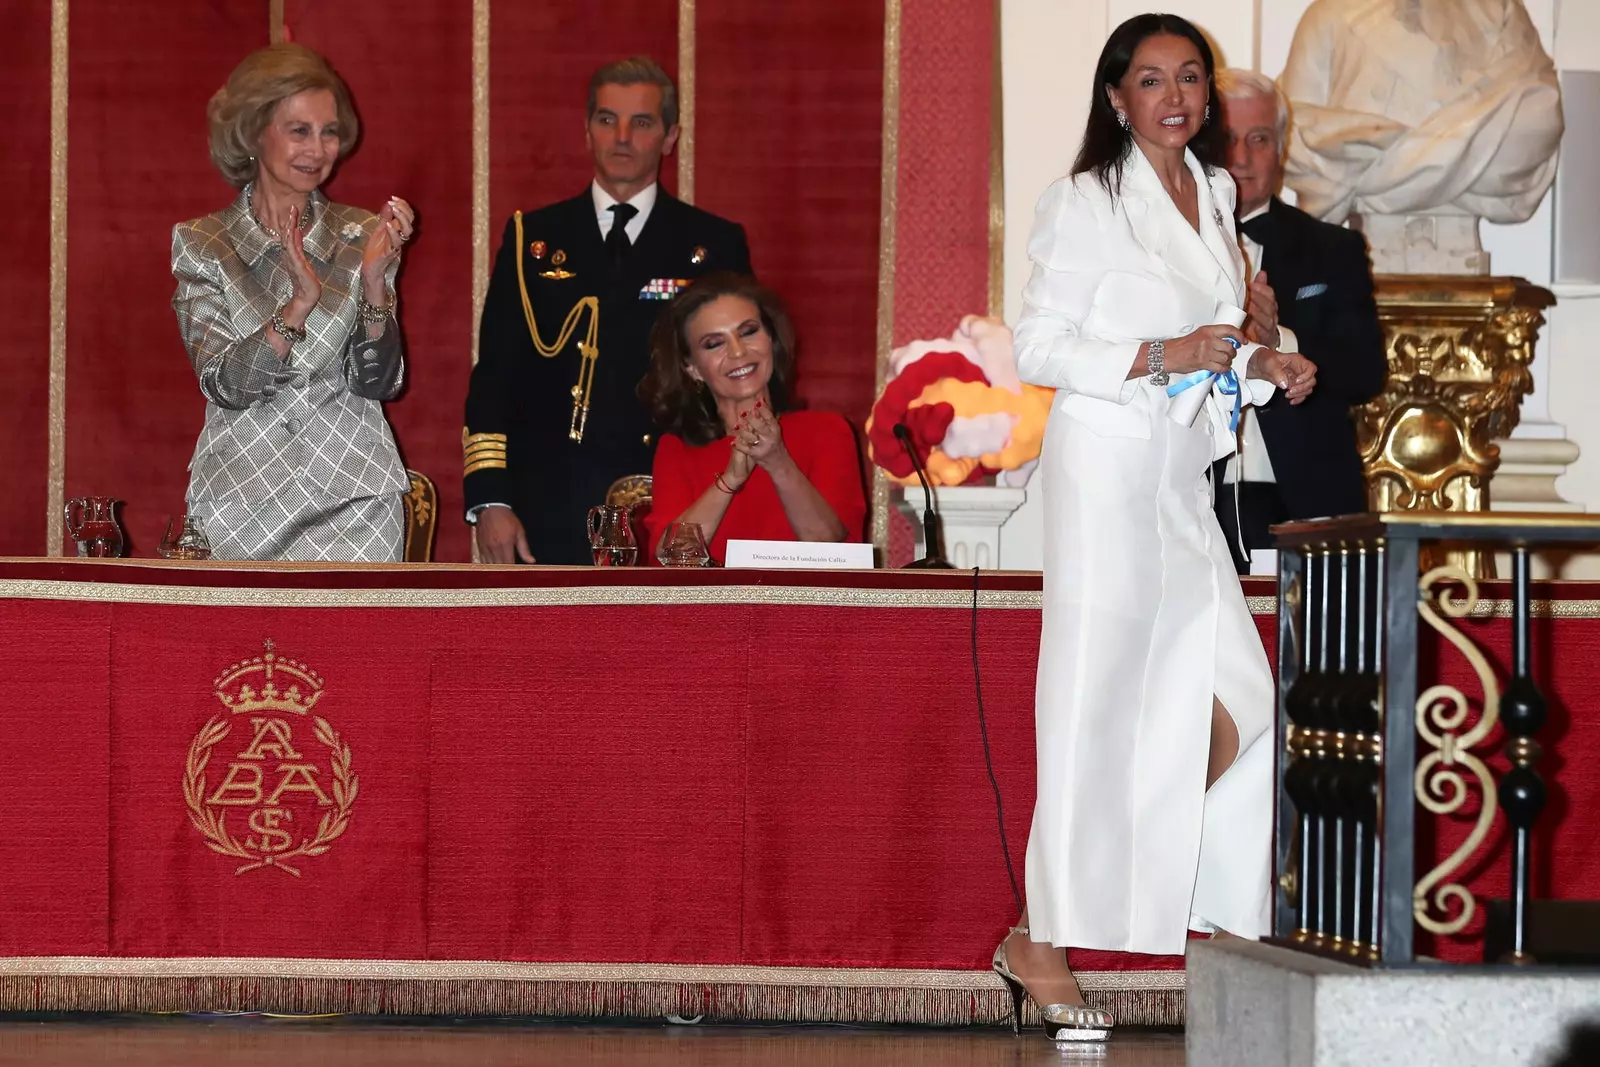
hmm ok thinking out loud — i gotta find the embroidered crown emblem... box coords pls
[183,639,359,877]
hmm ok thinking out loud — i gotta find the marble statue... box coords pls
[1281,0,1563,273]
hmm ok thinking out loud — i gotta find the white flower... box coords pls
[340,222,365,241]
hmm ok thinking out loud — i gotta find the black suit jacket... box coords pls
[1241,197,1386,520]
[465,189,750,563]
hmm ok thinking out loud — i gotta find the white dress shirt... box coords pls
[1223,202,1299,486]
[592,180,657,243]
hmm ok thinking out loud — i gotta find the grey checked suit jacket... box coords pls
[172,187,407,507]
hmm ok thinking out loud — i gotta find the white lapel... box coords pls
[1121,147,1246,313]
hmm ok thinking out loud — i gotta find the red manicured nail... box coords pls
[755,400,763,409]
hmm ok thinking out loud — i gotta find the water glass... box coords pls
[159,514,213,560]
[657,521,711,567]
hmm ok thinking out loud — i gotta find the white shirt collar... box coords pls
[591,180,659,239]
[1239,199,1271,224]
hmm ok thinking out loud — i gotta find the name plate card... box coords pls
[724,539,876,571]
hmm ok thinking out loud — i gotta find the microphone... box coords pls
[894,422,953,569]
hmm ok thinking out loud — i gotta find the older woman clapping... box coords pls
[171,43,416,561]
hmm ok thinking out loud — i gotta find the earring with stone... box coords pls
[1116,110,1130,131]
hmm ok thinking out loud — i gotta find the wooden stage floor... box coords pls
[0,1017,1186,1066]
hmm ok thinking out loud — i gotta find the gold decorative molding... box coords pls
[1359,276,1553,516]
[1358,275,1553,576]
[676,0,695,204]
[46,0,69,557]
[871,0,902,560]
[1412,565,1501,936]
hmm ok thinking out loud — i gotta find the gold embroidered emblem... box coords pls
[529,240,546,259]
[539,248,575,280]
[691,246,707,265]
[183,639,358,877]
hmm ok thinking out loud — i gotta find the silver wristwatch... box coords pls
[1147,339,1169,386]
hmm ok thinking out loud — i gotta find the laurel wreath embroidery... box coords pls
[183,714,358,877]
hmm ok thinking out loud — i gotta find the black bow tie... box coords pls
[1238,211,1276,246]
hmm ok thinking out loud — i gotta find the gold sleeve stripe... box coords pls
[463,431,508,447]
[463,458,508,476]
[464,442,508,458]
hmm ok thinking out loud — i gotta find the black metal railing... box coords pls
[1270,512,1600,967]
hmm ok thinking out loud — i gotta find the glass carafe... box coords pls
[64,496,125,558]
[588,504,638,567]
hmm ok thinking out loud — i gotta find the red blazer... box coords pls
[647,410,868,565]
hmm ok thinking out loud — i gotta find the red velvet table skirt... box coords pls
[1,560,1596,1021]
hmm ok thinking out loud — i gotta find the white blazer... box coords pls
[1013,146,1273,461]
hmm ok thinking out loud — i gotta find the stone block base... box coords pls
[1186,939,1600,1066]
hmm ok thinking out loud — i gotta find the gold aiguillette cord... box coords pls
[514,211,599,442]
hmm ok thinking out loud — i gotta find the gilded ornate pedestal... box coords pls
[1357,276,1555,574]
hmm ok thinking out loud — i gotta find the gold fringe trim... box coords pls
[0,967,1183,1025]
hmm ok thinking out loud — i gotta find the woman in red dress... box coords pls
[638,273,867,564]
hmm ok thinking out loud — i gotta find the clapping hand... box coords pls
[1245,270,1281,349]
[730,400,787,471]
[260,202,322,320]
[360,196,415,301]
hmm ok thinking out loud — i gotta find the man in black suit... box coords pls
[1213,68,1387,573]
[465,56,751,564]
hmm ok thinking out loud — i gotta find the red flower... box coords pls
[866,351,988,478]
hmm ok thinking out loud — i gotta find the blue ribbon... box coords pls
[1164,336,1243,431]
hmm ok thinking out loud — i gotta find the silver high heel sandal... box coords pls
[991,924,1115,1044]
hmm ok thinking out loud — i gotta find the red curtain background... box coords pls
[0,5,55,555]
[287,1,476,564]
[8,0,936,560]
[64,1,263,559]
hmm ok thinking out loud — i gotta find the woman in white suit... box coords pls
[993,13,1318,1047]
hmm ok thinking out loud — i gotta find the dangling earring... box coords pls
[1203,103,1212,124]
[1116,110,1130,131]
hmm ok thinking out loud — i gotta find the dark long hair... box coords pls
[638,272,797,447]
[1072,13,1226,197]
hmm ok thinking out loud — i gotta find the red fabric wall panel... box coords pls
[0,5,52,555]
[893,0,994,346]
[426,604,744,962]
[287,2,476,563]
[107,607,431,958]
[487,3,678,238]
[742,603,1042,969]
[0,601,111,954]
[694,2,885,428]
[64,2,265,557]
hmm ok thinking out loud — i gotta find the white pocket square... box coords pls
[1296,283,1328,300]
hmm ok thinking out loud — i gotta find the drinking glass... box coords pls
[159,514,213,560]
[656,521,711,567]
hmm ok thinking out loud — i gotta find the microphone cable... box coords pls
[970,565,1023,916]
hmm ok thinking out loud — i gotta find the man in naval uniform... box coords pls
[464,56,751,563]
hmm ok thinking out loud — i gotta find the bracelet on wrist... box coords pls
[714,473,739,495]
[270,308,307,346]
[1146,338,1169,386]
[357,296,393,325]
